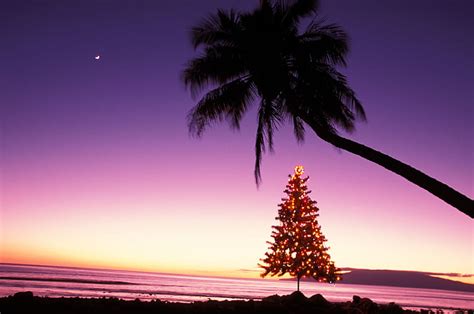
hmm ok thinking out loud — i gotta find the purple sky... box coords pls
[1,1,472,277]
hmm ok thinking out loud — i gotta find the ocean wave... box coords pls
[0,277,136,285]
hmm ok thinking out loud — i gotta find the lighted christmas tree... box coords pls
[259,165,341,291]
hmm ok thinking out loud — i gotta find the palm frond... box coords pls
[185,0,367,186]
[254,108,266,185]
[299,20,348,66]
[320,65,366,122]
[285,64,364,134]
[293,116,305,142]
[191,9,240,49]
[270,0,319,32]
[254,99,283,185]
[188,78,255,136]
[182,45,247,97]
[288,0,319,18]
[275,88,306,143]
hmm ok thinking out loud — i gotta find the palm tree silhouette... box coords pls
[182,0,473,218]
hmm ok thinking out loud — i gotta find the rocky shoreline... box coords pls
[0,291,471,314]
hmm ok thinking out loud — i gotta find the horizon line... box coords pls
[2,262,472,281]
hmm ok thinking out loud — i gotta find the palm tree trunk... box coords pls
[301,117,473,218]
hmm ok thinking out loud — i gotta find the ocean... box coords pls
[0,264,472,311]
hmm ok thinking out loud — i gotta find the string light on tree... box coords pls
[259,165,341,292]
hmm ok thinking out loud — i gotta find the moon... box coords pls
[94,55,101,60]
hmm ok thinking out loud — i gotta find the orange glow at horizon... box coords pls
[2,248,473,285]
[2,180,473,282]
[1,244,261,279]
[2,157,472,283]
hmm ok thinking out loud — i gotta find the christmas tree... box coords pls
[259,165,341,291]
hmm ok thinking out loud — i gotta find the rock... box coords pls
[282,291,307,305]
[353,295,362,304]
[262,294,281,303]
[309,293,330,307]
[358,297,379,314]
[13,291,34,300]
[341,300,363,314]
[380,302,404,314]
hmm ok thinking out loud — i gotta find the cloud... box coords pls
[237,268,260,273]
[340,267,473,278]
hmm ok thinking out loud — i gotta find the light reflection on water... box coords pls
[0,264,472,311]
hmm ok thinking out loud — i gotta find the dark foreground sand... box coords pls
[0,291,471,314]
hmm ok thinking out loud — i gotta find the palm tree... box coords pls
[182,0,473,218]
